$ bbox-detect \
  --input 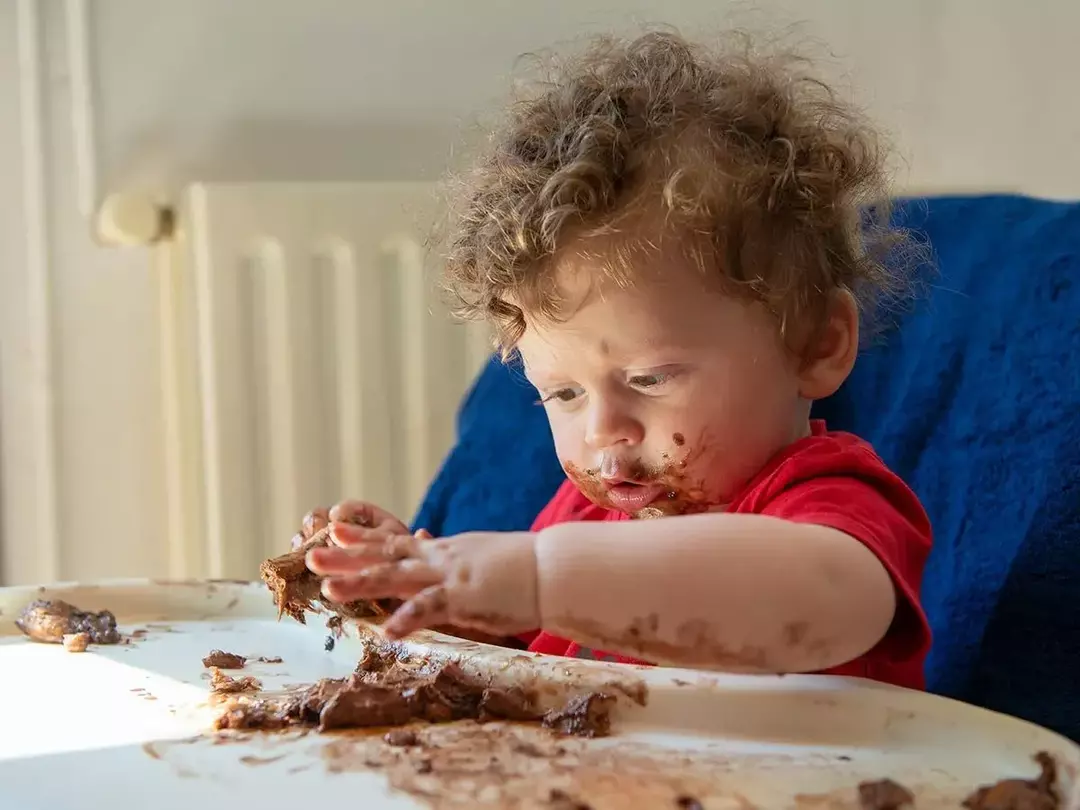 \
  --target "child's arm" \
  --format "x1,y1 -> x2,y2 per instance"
291,501 -> 526,649
533,513 -> 896,672
308,511 -> 899,674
